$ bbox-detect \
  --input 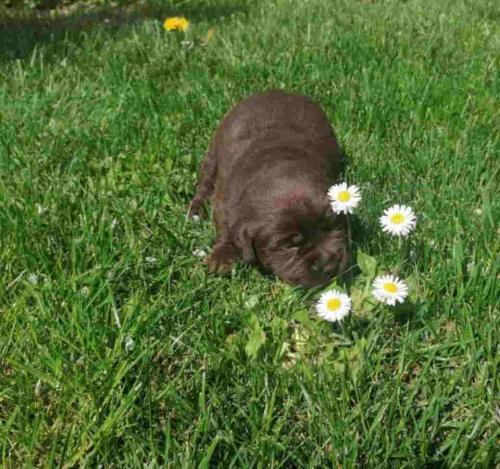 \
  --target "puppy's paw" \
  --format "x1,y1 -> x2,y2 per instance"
204,242 -> 237,275
204,254 -> 234,275
187,198 -> 206,219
